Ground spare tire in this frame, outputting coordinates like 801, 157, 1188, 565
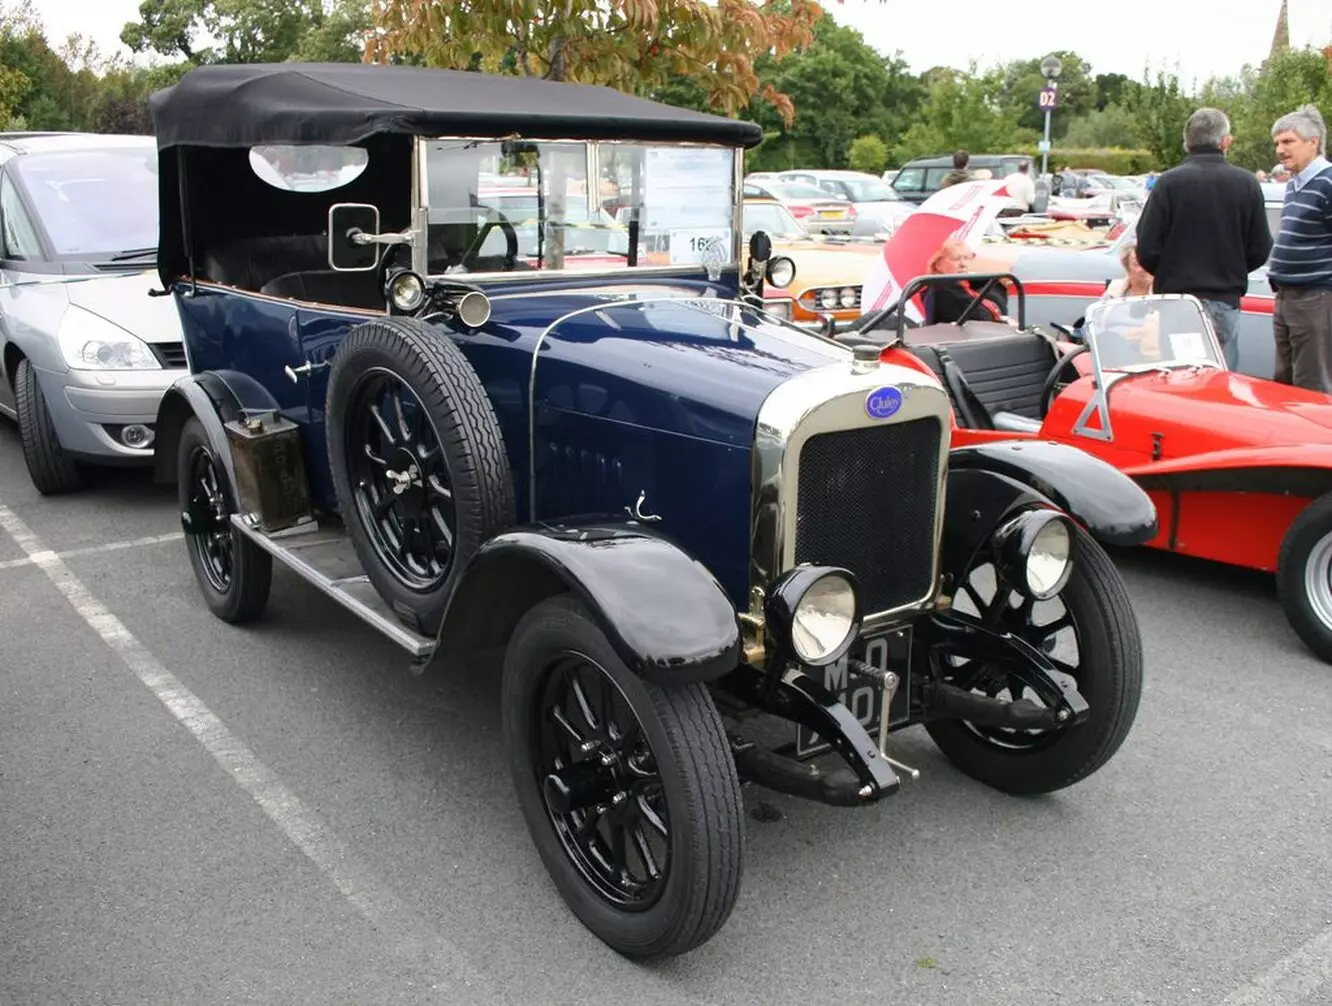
325, 316, 515, 635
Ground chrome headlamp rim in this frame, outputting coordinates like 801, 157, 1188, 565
763, 564, 862, 667
993, 508, 1075, 601
386, 268, 426, 312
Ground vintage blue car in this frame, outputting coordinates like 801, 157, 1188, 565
146, 62, 1158, 959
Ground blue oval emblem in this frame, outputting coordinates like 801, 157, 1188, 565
865, 386, 903, 420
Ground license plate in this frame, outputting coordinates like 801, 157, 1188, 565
795, 629, 912, 757
819, 209, 844, 218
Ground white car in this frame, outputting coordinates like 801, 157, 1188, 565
773, 169, 915, 232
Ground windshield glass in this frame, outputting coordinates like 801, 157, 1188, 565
841, 179, 897, 201
12, 144, 159, 258
742, 201, 808, 239
1086, 296, 1225, 371
424, 139, 737, 275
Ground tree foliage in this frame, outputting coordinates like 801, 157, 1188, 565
121, 0, 369, 64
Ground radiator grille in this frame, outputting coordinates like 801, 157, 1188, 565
793, 418, 943, 614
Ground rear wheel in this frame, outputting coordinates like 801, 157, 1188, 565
178, 416, 272, 623
15, 357, 83, 495
926, 523, 1143, 794
502, 595, 745, 959
1276, 493, 1332, 664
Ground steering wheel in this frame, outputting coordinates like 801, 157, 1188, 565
429, 203, 520, 273
1039, 343, 1089, 418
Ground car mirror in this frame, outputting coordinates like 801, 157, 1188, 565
327, 202, 382, 272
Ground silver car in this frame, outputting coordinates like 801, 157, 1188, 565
0, 132, 186, 494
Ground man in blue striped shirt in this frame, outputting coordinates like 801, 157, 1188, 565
1269, 104, 1332, 392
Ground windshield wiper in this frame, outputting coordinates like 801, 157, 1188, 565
108, 247, 157, 262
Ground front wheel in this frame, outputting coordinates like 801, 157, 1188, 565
925, 522, 1144, 794
14, 357, 83, 495
177, 416, 272, 623
502, 595, 745, 960
1276, 493, 1332, 664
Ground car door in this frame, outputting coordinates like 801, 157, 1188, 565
0, 164, 50, 417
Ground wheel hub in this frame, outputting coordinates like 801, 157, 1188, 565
543, 740, 627, 815
384, 448, 427, 514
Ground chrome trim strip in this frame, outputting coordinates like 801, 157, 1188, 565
749, 359, 952, 631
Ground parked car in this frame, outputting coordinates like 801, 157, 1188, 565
772, 169, 915, 231
148, 61, 1156, 960
891, 153, 1031, 203
742, 195, 880, 327
0, 132, 187, 493
838, 279, 1332, 664
742, 178, 857, 234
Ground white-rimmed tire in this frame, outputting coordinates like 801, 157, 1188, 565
1276, 493, 1332, 664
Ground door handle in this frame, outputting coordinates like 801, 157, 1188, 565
284, 360, 328, 383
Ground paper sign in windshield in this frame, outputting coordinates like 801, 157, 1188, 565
670, 227, 732, 267
644, 147, 733, 231
1169, 331, 1208, 360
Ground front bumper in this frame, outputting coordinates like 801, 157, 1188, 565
34, 363, 185, 463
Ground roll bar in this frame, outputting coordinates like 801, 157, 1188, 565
824, 272, 1028, 344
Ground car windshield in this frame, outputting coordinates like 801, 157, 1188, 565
768, 181, 834, 201
12, 145, 159, 258
840, 179, 897, 202
742, 201, 808, 239
424, 138, 737, 275
1085, 295, 1225, 372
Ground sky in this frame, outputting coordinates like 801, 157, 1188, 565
20, 0, 1332, 87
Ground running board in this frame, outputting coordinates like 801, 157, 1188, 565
230, 515, 436, 659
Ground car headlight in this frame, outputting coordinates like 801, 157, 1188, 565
56, 307, 161, 371
764, 298, 793, 320
764, 565, 862, 666
993, 509, 1075, 600
840, 286, 858, 308
819, 288, 839, 309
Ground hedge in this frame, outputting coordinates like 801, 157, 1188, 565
1024, 147, 1158, 174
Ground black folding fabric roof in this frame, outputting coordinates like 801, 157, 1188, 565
149, 62, 764, 150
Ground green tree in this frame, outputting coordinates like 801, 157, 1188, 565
893, 65, 1036, 162
1062, 103, 1139, 149
121, 0, 367, 64
848, 134, 887, 173
1121, 69, 1193, 168
995, 50, 1096, 137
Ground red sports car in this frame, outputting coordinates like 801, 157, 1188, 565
843, 276, 1332, 664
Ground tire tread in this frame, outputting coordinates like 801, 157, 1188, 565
15, 358, 83, 495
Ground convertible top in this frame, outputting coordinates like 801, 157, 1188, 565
149, 62, 764, 150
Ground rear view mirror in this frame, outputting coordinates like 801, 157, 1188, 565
327, 203, 381, 271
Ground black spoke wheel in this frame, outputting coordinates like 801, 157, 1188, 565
925, 521, 1143, 793
326, 317, 514, 635
177, 416, 272, 623
344, 369, 457, 592
503, 595, 744, 959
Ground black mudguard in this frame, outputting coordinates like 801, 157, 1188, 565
948, 441, 1158, 546
152, 369, 284, 487
940, 442, 1158, 590
430, 522, 741, 685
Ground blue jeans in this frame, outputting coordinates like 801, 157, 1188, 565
1199, 298, 1240, 369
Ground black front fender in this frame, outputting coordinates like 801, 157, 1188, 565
430, 522, 741, 685
949, 441, 1158, 546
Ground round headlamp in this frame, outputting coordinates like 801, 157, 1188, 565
387, 270, 426, 312
839, 286, 858, 308
764, 565, 862, 667
994, 510, 1075, 600
766, 256, 795, 289
819, 288, 839, 310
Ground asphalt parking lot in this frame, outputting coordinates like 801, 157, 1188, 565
1, 419, 1330, 1006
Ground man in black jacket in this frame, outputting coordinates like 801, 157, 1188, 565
1134, 108, 1272, 369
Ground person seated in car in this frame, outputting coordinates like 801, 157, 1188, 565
923, 238, 1014, 325
1102, 240, 1155, 299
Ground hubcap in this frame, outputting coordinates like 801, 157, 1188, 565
534, 654, 670, 909
346, 369, 457, 591
1302, 530, 1332, 630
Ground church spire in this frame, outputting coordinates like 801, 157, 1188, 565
1267, 0, 1290, 66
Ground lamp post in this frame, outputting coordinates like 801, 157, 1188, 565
1038, 55, 1062, 177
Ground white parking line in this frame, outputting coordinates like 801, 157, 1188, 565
0, 499, 496, 998
1223, 928, 1332, 1005
0, 531, 184, 570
